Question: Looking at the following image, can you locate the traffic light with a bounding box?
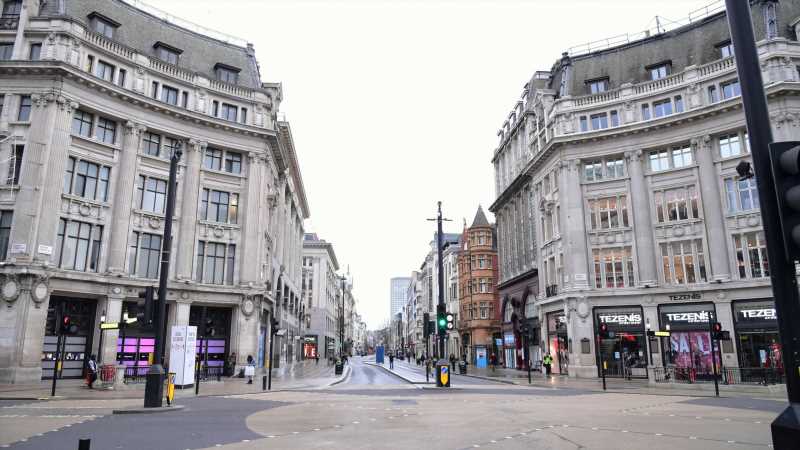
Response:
[427,320,436,337]
[136,286,155,329]
[446,313,455,331]
[423,313,430,338]
[437,312,446,332]
[271,317,280,336]
[60,314,78,335]
[769,141,800,261]
[598,323,609,339]
[204,318,215,337]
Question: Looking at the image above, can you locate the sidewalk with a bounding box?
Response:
[0,359,348,401]
[365,358,432,384]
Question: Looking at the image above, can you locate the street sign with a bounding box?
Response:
[100,322,119,330]
[654,331,670,337]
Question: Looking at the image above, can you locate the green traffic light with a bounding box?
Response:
[438,319,446,326]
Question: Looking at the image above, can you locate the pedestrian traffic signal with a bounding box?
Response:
[60,314,78,335]
[711,322,724,340]
[598,323,609,339]
[437,312,447,332]
[427,320,436,337]
[136,286,155,329]
[423,313,430,338]
[446,313,455,330]
[769,141,800,261]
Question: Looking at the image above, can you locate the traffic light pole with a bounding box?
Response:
[725,2,800,447]
[144,143,182,408]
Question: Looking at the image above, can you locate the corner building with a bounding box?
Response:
[491,1,797,379]
[0,0,309,382]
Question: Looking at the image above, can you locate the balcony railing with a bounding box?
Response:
[0,14,18,30]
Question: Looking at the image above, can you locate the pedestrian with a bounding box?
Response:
[245,355,255,384]
[490,353,497,373]
[86,354,98,389]
[389,352,395,369]
[543,352,552,377]
[449,353,456,372]
[315,353,320,365]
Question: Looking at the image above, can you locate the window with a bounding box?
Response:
[221,103,237,122]
[583,157,624,181]
[724,176,759,213]
[653,98,673,118]
[164,137,180,156]
[64,157,111,202]
[708,85,719,103]
[224,152,242,174]
[733,232,769,279]
[151,81,159,99]
[29,43,41,60]
[649,63,671,80]
[765,3,778,39]
[610,110,619,127]
[117,69,126,87]
[0,43,12,60]
[95,60,114,82]
[579,116,588,132]
[641,104,650,120]
[17,95,31,121]
[0,94,4,117]
[204,148,223,171]
[590,112,608,130]
[586,78,609,94]
[160,85,179,105]
[660,239,707,285]
[54,219,103,272]
[240,108,247,124]
[592,247,635,288]
[719,134,744,158]
[181,92,188,108]
[649,146,692,171]
[721,79,741,100]
[215,65,239,84]
[136,175,167,213]
[480,302,489,319]
[654,186,699,223]
[128,232,162,278]
[96,117,116,144]
[212,100,219,117]
[0,211,11,260]
[2,1,21,16]
[6,144,22,185]
[143,132,161,157]
[154,43,180,65]
[85,55,94,73]
[72,110,93,137]
[674,96,684,113]
[200,188,239,224]
[89,13,117,39]
[195,240,236,285]
[587,195,629,230]
[718,41,734,58]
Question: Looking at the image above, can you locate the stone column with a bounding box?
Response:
[560,160,589,290]
[99,289,124,365]
[0,274,51,383]
[106,122,145,274]
[642,303,659,384]
[626,150,658,286]
[11,95,75,264]
[712,298,738,368]
[10,1,29,60]
[694,135,731,282]
[240,153,264,285]
[176,140,204,280]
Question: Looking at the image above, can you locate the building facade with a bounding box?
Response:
[491,0,798,379]
[390,276,410,318]
[457,207,501,367]
[0,0,308,382]
[301,233,340,359]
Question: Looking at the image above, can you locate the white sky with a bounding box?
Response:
[148,0,720,329]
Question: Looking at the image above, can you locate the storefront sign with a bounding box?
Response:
[503,332,515,346]
[664,311,710,324]
[668,293,702,301]
[659,303,715,331]
[740,308,777,320]
[598,313,642,326]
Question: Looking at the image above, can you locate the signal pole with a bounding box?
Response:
[725,2,800,446]
[144,142,182,408]
[428,202,452,387]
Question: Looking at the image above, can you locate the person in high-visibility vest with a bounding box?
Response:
[543,353,553,376]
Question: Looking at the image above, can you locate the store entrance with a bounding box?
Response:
[737,331,781,368]
[42,297,97,380]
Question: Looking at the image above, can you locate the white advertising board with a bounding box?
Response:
[169,325,197,387]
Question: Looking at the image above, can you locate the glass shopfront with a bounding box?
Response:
[42,297,97,379]
[732,299,781,369]
[189,306,231,371]
[594,306,646,378]
[658,303,716,377]
[304,335,318,358]
[547,311,568,375]
[503,331,516,369]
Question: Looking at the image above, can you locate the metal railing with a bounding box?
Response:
[653,366,785,385]
[123,365,150,383]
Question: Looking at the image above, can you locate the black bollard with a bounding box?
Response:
[262,374,267,391]
[78,438,91,450]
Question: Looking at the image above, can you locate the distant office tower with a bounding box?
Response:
[390,277,411,317]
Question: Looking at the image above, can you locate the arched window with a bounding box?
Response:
[765,3,778,39]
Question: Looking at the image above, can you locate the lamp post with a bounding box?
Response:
[645,318,652,366]
[97,311,106,365]
[339,275,346,359]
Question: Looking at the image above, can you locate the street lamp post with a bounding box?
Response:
[340,275,346,359]
[97,311,106,365]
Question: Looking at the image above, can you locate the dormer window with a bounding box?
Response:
[154,42,182,65]
[646,61,672,81]
[585,77,609,94]
[88,12,119,39]
[214,63,240,84]
[716,41,734,58]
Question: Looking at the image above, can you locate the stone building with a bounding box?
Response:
[0,0,308,383]
[490,0,798,379]
[301,233,340,359]
[457,206,501,367]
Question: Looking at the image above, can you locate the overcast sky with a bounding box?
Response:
[149,0,720,329]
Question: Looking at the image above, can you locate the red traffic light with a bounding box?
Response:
[599,323,608,333]
[62,315,71,327]
[712,322,722,333]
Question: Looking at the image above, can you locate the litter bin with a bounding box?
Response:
[334,360,343,375]
[459,360,467,375]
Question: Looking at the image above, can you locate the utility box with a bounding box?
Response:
[436,360,450,387]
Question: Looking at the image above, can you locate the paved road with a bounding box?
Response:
[342,357,407,386]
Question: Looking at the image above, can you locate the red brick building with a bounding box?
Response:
[457,206,501,367]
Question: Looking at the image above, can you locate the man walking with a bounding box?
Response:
[389,352,395,369]
[543,352,553,377]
